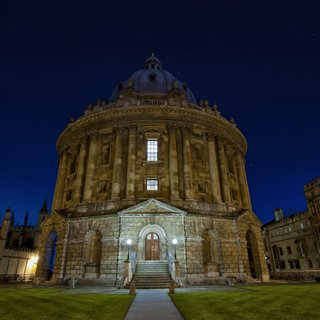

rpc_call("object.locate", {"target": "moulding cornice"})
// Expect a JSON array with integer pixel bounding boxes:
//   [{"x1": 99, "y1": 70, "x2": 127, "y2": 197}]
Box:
[{"x1": 57, "y1": 105, "x2": 247, "y2": 153}]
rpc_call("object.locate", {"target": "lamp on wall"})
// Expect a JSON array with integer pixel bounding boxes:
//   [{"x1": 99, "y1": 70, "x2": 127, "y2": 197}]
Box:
[
  {"x1": 172, "y1": 238, "x2": 177, "y2": 259},
  {"x1": 126, "y1": 239, "x2": 132, "y2": 261}
]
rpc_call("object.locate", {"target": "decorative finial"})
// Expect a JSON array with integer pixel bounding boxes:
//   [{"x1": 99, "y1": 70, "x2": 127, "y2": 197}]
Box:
[
  {"x1": 151, "y1": 52, "x2": 155, "y2": 57},
  {"x1": 230, "y1": 117, "x2": 237, "y2": 126}
]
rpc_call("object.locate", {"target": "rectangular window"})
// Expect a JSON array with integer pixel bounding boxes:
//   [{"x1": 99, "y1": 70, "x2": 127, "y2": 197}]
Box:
[
  {"x1": 146, "y1": 179, "x2": 159, "y2": 191},
  {"x1": 147, "y1": 140, "x2": 158, "y2": 161},
  {"x1": 287, "y1": 246, "x2": 292, "y2": 255},
  {"x1": 279, "y1": 247, "x2": 283, "y2": 255}
]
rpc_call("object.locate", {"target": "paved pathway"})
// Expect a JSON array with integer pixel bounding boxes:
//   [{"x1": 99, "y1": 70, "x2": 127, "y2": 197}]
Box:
[{"x1": 125, "y1": 289, "x2": 183, "y2": 320}]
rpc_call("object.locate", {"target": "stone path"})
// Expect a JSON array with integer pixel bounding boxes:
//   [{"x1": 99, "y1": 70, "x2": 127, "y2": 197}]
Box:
[{"x1": 125, "y1": 289, "x2": 184, "y2": 320}]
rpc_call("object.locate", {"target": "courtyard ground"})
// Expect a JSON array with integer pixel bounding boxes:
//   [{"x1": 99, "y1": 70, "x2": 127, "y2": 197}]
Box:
[
  {"x1": 1, "y1": 284, "x2": 320, "y2": 320},
  {"x1": 0, "y1": 287, "x2": 134, "y2": 320},
  {"x1": 171, "y1": 284, "x2": 320, "y2": 320}
]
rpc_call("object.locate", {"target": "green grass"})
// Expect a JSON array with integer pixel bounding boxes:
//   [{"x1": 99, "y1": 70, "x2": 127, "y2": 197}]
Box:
[
  {"x1": 171, "y1": 284, "x2": 320, "y2": 320},
  {"x1": 0, "y1": 288, "x2": 134, "y2": 320}
]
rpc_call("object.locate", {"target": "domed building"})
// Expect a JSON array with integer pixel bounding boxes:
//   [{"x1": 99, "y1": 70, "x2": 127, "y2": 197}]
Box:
[{"x1": 35, "y1": 54, "x2": 269, "y2": 286}]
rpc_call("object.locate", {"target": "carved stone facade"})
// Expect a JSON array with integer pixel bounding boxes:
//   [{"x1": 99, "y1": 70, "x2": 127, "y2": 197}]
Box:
[{"x1": 36, "y1": 54, "x2": 268, "y2": 285}]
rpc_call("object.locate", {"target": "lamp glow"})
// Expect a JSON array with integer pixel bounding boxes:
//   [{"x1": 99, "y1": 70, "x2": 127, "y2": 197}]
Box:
[
  {"x1": 126, "y1": 239, "x2": 132, "y2": 261},
  {"x1": 172, "y1": 238, "x2": 177, "y2": 259}
]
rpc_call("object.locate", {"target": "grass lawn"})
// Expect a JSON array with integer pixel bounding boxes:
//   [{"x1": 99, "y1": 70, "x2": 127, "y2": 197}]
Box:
[
  {"x1": 0, "y1": 288, "x2": 134, "y2": 320},
  {"x1": 171, "y1": 284, "x2": 320, "y2": 320}
]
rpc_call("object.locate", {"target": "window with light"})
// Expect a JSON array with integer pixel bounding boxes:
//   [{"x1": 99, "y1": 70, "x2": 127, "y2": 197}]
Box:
[
  {"x1": 147, "y1": 140, "x2": 158, "y2": 161},
  {"x1": 146, "y1": 179, "x2": 159, "y2": 191}
]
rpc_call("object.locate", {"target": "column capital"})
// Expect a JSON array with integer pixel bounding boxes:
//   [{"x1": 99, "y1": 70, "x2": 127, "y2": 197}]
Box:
[
  {"x1": 206, "y1": 131, "x2": 216, "y2": 141},
  {"x1": 167, "y1": 123, "x2": 177, "y2": 134},
  {"x1": 181, "y1": 125, "x2": 191, "y2": 136},
  {"x1": 59, "y1": 145, "x2": 70, "y2": 156},
  {"x1": 128, "y1": 124, "x2": 137, "y2": 134},
  {"x1": 112, "y1": 125, "x2": 126, "y2": 135}
]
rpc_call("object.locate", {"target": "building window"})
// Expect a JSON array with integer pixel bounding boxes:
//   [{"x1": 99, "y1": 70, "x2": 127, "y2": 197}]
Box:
[
  {"x1": 288, "y1": 259, "x2": 300, "y2": 269},
  {"x1": 146, "y1": 179, "x2": 159, "y2": 191},
  {"x1": 287, "y1": 246, "x2": 292, "y2": 255},
  {"x1": 279, "y1": 247, "x2": 284, "y2": 255},
  {"x1": 147, "y1": 140, "x2": 158, "y2": 161}
]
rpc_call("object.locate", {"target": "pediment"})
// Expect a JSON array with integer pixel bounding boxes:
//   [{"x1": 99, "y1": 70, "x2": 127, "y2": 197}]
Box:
[
  {"x1": 238, "y1": 209, "x2": 262, "y2": 226},
  {"x1": 40, "y1": 211, "x2": 64, "y2": 228},
  {"x1": 117, "y1": 199, "x2": 186, "y2": 216}
]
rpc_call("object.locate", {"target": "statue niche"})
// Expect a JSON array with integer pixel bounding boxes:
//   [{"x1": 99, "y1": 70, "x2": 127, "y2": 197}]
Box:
[
  {"x1": 83, "y1": 230, "x2": 102, "y2": 278},
  {"x1": 202, "y1": 230, "x2": 220, "y2": 276}
]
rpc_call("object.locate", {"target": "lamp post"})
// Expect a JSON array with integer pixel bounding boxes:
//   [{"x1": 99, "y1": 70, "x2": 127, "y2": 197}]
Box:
[
  {"x1": 126, "y1": 239, "x2": 132, "y2": 261},
  {"x1": 172, "y1": 238, "x2": 177, "y2": 260}
]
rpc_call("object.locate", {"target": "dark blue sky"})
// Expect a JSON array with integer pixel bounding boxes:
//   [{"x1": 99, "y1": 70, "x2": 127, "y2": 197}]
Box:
[{"x1": 1, "y1": 0, "x2": 319, "y2": 225}]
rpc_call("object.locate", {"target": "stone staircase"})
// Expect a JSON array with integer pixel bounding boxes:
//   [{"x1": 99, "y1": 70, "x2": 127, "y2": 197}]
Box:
[{"x1": 131, "y1": 260, "x2": 173, "y2": 289}]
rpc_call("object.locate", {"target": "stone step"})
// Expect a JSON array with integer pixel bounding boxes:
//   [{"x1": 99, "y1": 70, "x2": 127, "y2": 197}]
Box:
[{"x1": 131, "y1": 260, "x2": 172, "y2": 288}]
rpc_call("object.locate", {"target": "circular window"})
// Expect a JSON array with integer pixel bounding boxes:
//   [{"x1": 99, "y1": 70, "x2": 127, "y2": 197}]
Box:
[{"x1": 149, "y1": 73, "x2": 156, "y2": 81}]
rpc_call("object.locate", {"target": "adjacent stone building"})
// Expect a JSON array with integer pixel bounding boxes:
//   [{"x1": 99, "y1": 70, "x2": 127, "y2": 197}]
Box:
[
  {"x1": 262, "y1": 176, "x2": 320, "y2": 279},
  {"x1": 35, "y1": 54, "x2": 269, "y2": 286},
  {"x1": 0, "y1": 202, "x2": 48, "y2": 281}
]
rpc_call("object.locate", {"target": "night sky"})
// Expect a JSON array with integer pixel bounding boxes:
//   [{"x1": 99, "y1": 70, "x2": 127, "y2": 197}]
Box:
[{"x1": 1, "y1": 1, "x2": 319, "y2": 225}]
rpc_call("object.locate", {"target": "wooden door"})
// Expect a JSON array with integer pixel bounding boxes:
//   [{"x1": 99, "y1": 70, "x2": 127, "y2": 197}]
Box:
[{"x1": 145, "y1": 232, "x2": 160, "y2": 260}]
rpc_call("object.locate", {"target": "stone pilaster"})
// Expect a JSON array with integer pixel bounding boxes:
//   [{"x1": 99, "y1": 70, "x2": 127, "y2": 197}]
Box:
[
  {"x1": 182, "y1": 126, "x2": 193, "y2": 200},
  {"x1": 168, "y1": 124, "x2": 180, "y2": 200},
  {"x1": 112, "y1": 127, "x2": 124, "y2": 200},
  {"x1": 217, "y1": 139, "x2": 231, "y2": 204},
  {"x1": 73, "y1": 136, "x2": 88, "y2": 203},
  {"x1": 83, "y1": 134, "x2": 98, "y2": 201},
  {"x1": 52, "y1": 148, "x2": 69, "y2": 210},
  {"x1": 207, "y1": 133, "x2": 221, "y2": 202},
  {"x1": 126, "y1": 125, "x2": 136, "y2": 200}
]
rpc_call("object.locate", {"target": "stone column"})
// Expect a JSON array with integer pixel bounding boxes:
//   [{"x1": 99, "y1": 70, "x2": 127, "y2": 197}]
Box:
[
  {"x1": 52, "y1": 148, "x2": 69, "y2": 210},
  {"x1": 235, "y1": 152, "x2": 247, "y2": 208},
  {"x1": 182, "y1": 126, "x2": 193, "y2": 199},
  {"x1": 112, "y1": 127, "x2": 124, "y2": 200},
  {"x1": 176, "y1": 128, "x2": 184, "y2": 197},
  {"x1": 126, "y1": 126, "x2": 136, "y2": 200},
  {"x1": 237, "y1": 153, "x2": 252, "y2": 210},
  {"x1": 217, "y1": 139, "x2": 231, "y2": 204},
  {"x1": 83, "y1": 134, "x2": 98, "y2": 201},
  {"x1": 168, "y1": 124, "x2": 180, "y2": 200},
  {"x1": 207, "y1": 133, "x2": 222, "y2": 203},
  {"x1": 73, "y1": 137, "x2": 88, "y2": 203}
]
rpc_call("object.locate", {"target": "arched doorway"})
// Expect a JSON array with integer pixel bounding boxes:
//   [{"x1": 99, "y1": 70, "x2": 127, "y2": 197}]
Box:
[
  {"x1": 145, "y1": 232, "x2": 160, "y2": 260},
  {"x1": 246, "y1": 230, "x2": 261, "y2": 279},
  {"x1": 44, "y1": 232, "x2": 58, "y2": 280}
]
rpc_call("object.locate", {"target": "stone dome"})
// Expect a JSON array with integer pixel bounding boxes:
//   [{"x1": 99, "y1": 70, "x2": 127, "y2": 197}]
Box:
[{"x1": 109, "y1": 53, "x2": 197, "y2": 104}]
